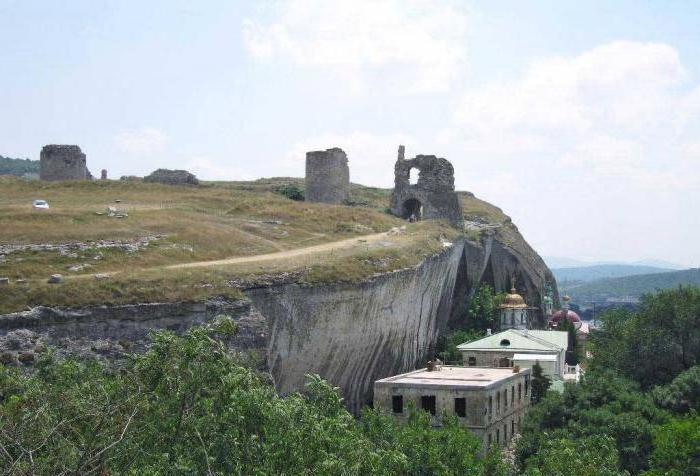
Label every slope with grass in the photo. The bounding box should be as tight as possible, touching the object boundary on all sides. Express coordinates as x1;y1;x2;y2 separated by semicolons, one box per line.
0;175;554;410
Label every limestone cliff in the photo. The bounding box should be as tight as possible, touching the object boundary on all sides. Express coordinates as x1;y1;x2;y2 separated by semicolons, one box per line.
0;212;556;412
245;241;464;414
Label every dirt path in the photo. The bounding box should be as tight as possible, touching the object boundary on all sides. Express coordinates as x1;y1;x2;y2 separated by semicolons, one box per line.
166;231;390;269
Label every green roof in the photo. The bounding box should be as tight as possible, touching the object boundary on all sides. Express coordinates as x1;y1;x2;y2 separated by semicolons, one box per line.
456;329;568;352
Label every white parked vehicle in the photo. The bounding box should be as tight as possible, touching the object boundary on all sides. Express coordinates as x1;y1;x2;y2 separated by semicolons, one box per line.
32;199;50;210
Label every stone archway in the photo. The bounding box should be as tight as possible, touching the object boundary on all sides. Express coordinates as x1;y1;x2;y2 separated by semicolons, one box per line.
402;198;423;220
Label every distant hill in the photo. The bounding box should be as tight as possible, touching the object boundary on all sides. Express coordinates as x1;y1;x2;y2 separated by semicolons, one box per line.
553;264;673;283
564;268;700;302
545;255;687;270
0;156;39;177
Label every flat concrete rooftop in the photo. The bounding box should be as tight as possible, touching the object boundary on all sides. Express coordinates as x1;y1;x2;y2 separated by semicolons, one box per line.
375;366;529;389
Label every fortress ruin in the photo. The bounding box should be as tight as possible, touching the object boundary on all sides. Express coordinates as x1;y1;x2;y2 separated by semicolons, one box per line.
390;146;463;226
39;145;89;181
305;147;350;204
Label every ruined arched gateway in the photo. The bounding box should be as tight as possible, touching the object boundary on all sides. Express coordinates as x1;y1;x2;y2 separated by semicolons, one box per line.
389;146;463;226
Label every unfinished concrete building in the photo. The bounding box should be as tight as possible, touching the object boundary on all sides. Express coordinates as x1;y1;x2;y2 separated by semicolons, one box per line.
390;146;463;225
39;145;89;181
305;148;350;204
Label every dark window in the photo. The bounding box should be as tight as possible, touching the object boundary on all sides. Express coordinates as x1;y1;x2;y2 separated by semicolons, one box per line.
512;420;515;434
454;397;466;417
421;395;436;416
518;383;522;401
392;395;403;414
488;433;492;446
500;339;511;346
488;395;493;415
511;386;515;406
468;356;476;366
496;429;500;445
525;378;529;396
496;391;500;413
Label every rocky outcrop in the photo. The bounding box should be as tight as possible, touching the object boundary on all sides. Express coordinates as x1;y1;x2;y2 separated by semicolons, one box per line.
245;240;464;414
144;169;199;186
0;300;267;364
450;223;558;329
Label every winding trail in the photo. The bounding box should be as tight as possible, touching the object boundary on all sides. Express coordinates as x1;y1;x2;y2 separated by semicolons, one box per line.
166;232;390;269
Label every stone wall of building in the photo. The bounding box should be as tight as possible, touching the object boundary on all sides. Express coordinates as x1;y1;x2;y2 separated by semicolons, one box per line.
374;368;530;449
390;147;463;225
39;145;89;181
305;148;350;204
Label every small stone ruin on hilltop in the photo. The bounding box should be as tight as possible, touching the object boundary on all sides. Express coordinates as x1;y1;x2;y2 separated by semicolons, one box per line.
39;145;92;181
143;168;200;186
390;145;463;226
305;147;350;204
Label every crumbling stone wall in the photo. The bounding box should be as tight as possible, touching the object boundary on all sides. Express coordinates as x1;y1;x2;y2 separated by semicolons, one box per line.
390;146;463;225
144;169;199;186
305;148;350;204
39;145;89;181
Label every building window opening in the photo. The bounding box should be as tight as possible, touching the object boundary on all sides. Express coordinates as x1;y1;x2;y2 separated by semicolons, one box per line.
512;420;515;434
454;397;466;418
498;357;511;367
511;386;515;406
496;392;500;413
496;429;500;445
421;395;436;416
488;395;493;415
402;198;423;221
500;339;511;347
518;383;522;401
392;395;403;414
409;167;419;185
468;356;476;366
525;378;529;396
488;434;492;446
504;424;508;441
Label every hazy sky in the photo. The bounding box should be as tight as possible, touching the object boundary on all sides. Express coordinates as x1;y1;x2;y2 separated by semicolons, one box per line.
2;0;699;266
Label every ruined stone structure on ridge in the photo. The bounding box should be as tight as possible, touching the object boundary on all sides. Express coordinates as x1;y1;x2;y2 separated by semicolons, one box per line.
390;146;463;225
305;147;350;204
39;145;90;181
100;169;108;180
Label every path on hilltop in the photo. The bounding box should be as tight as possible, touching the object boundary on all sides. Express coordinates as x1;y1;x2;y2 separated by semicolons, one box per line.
166;231;391;269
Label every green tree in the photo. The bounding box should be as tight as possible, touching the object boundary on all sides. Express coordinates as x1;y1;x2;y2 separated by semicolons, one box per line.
0;318;490;475
524;435;627;476
530;362;551;403
437;329;484;363
645;414;700;476
652;365;700;415
465;284;505;332
588;286;700;388
557;317;582;365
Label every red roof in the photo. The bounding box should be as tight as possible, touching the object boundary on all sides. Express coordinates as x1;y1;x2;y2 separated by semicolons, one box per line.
550;309;581;323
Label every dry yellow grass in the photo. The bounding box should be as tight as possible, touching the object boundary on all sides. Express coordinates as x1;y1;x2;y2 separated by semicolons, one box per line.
0;177;404;280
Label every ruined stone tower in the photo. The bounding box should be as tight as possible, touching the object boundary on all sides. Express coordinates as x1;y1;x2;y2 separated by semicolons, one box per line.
305;147;350;204
39;145;89;181
390;146;463;226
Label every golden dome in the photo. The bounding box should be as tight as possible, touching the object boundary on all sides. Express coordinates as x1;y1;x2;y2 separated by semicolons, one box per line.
500;287;528;309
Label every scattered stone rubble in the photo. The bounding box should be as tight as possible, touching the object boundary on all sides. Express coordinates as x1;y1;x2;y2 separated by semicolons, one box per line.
0;235;163;256
144;168;199;186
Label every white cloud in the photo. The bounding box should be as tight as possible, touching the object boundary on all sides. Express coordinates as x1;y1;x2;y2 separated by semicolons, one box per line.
447;41;699;191
114;128;168;155
185;156;255;181
242;0;470;94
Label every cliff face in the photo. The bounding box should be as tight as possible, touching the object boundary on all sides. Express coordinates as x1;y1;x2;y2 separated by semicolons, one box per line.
450;223;558;329
245;240;464;414
0;227;556;412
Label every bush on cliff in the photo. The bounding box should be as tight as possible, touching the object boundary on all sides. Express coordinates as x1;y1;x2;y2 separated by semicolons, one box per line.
0;317;488;475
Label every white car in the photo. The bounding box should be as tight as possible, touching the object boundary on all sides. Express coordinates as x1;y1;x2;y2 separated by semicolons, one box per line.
32;199;50;210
